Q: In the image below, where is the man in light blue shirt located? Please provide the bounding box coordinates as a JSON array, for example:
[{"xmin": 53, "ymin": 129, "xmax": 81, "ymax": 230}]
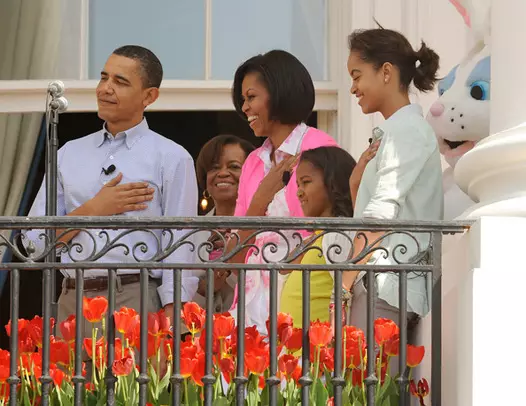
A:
[{"xmin": 25, "ymin": 45, "xmax": 198, "ymax": 331}]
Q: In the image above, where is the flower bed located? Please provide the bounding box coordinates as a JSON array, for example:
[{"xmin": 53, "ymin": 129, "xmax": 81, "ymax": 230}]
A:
[{"xmin": 0, "ymin": 297, "xmax": 430, "ymax": 405}]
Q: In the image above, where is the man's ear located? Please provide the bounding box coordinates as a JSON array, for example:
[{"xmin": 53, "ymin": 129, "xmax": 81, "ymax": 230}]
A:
[{"xmin": 143, "ymin": 87, "xmax": 160, "ymax": 108}]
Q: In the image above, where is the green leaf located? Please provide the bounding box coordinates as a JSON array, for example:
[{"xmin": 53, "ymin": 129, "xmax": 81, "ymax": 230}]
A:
[
  {"xmin": 187, "ymin": 381, "xmax": 200, "ymax": 406},
  {"xmin": 158, "ymin": 363, "xmax": 172, "ymax": 391},
  {"xmin": 277, "ymin": 389, "xmax": 285, "ymax": 406},
  {"xmin": 378, "ymin": 375, "xmax": 399, "ymax": 403},
  {"xmin": 325, "ymin": 370, "xmax": 334, "ymax": 398},
  {"xmin": 213, "ymin": 396, "xmax": 230, "ymax": 406},
  {"xmin": 312, "ymin": 379, "xmax": 329, "ymax": 405},
  {"xmin": 85, "ymin": 390, "xmax": 98, "ymax": 406},
  {"xmin": 158, "ymin": 387, "xmax": 171, "ymax": 405},
  {"xmin": 342, "ymin": 387, "xmax": 351, "ymax": 406},
  {"xmin": 352, "ymin": 400, "xmax": 364, "ymax": 406},
  {"xmin": 247, "ymin": 388, "xmax": 258, "ymax": 406}
]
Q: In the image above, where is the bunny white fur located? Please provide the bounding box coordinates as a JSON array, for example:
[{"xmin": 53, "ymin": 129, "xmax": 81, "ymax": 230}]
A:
[{"xmin": 426, "ymin": 0, "xmax": 491, "ymax": 220}]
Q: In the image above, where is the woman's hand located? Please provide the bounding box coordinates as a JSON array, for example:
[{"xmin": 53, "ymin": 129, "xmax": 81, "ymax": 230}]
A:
[
  {"xmin": 349, "ymin": 141, "xmax": 380, "ymax": 209},
  {"xmin": 247, "ymin": 155, "xmax": 299, "ymax": 216},
  {"xmin": 196, "ymin": 270, "xmax": 232, "ymax": 296},
  {"xmin": 350, "ymin": 141, "xmax": 380, "ymax": 189}
]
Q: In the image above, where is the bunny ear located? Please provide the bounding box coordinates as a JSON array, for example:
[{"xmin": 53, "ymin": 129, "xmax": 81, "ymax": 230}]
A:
[
  {"xmin": 449, "ymin": 0, "xmax": 471, "ymax": 27},
  {"xmin": 450, "ymin": 0, "xmax": 491, "ymax": 44}
]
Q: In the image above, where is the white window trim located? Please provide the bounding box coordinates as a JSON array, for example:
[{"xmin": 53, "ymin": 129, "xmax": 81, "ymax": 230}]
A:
[{"xmin": 0, "ymin": 79, "xmax": 337, "ymax": 113}]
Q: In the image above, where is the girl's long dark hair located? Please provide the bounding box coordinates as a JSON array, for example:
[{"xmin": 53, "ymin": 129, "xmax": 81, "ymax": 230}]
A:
[{"xmin": 300, "ymin": 146, "xmax": 357, "ymax": 218}]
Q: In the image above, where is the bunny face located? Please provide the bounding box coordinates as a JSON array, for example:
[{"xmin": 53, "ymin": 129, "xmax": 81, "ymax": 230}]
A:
[{"xmin": 426, "ymin": 45, "xmax": 490, "ymax": 167}]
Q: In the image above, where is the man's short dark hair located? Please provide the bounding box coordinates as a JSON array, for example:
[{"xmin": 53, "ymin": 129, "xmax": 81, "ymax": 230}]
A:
[
  {"xmin": 232, "ymin": 50, "xmax": 315, "ymax": 125},
  {"xmin": 112, "ymin": 45, "xmax": 163, "ymax": 88}
]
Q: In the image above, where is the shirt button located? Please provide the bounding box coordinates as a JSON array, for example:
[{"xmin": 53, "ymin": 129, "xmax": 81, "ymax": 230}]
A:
[{"xmin": 109, "ymin": 155, "xmax": 114, "ymax": 160}]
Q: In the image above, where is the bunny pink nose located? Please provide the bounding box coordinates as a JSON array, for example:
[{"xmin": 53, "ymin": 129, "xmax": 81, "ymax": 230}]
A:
[{"xmin": 429, "ymin": 102, "xmax": 445, "ymax": 117}]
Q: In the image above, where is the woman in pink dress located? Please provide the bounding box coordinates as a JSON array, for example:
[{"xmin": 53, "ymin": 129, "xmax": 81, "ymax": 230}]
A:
[{"xmin": 227, "ymin": 50, "xmax": 341, "ymax": 332}]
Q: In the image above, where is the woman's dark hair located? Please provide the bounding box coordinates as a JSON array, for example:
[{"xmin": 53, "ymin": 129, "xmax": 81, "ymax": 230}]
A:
[
  {"xmin": 300, "ymin": 146, "xmax": 356, "ymax": 218},
  {"xmin": 232, "ymin": 50, "xmax": 315, "ymax": 125},
  {"xmin": 196, "ymin": 135, "xmax": 255, "ymax": 190},
  {"xmin": 348, "ymin": 28, "xmax": 440, "ymax": 92}
]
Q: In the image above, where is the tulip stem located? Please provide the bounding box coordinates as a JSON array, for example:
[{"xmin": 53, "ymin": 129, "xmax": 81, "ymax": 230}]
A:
[
  {"xmin": 359, "ymin": 338, "xmax": 366, "ymax": 406},
  {"xmin": 342, "ymin": 330, "xmax": 347, "ymax": 376},
  {"xmin": 91, "ymin": 327, "xmax": 97, "ymax": 387},
  {"xmin": 184, "ymin": 378, "xmax": 189, "ymax": 403},
  {"xmin": 376, "ymin": 344, "xmax": 383, "ymax": 398}
]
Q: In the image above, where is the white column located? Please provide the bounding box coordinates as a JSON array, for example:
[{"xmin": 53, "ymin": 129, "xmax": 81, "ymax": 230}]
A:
[
  {"xmin": 443, "ymin": 2, "xmax": 526, "ymax": 405},
  {"xmin": 455, "ymin": 0, "xmax": 526, "ymax": 217}
]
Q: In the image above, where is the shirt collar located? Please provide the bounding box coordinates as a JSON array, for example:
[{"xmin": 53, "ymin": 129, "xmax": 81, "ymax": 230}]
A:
[
  {"xmin": 96, "ymin": 118, "xmax": 149, "ymax": 149},
  {"xmin": 386, "ymin": 103, "xmax": 423, "ymax": 122},
  {"xmin": 375, "ymin": 104, "xmax": 423, "ymax": 137},
  {"xmin": 258, "ymin": 123, "xmax": 308, "ymax": 168}
]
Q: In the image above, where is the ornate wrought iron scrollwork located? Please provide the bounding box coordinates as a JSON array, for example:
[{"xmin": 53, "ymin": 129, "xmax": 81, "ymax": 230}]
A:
[{"xmin": 2, "ymin": 225, "xmax": 434, "ymax": 269}]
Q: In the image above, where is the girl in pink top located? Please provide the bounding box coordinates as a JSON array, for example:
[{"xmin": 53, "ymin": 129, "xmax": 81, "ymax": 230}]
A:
[{"xmin": 227, "ymin": 50, "xmax": 340, "ymax": 332}]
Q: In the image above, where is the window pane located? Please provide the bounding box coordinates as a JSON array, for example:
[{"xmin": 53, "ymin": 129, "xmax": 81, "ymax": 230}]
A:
[
  {"xmin": 211, "ymin": 0, "xmax": 327, "ymax": 80},
  {"xmin": 89, "ymin": 0, "xmax": 205, "ymax": 80}
]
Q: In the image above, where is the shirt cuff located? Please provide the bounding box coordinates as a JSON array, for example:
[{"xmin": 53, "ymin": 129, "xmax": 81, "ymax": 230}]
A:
[
  {"xmin": 362, "ymin": 200, "xmax": 399, "ymax": 220},
  {"xmin": 156, "ymin": 273, "xmax": 200, "ymax": 307}
]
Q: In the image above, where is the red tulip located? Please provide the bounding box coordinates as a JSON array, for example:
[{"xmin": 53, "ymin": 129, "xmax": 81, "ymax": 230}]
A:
[
  {"xmin": 278, "ymin": 354, "xmax": 299, "ymax": 378},
  {"xmin": 114, "ymin": 338, "xmax": 133, "ymax": 361},
  {"xmin": 245, "ymin": 350, "xmax": 269, "ymax": 375},
  {"xmin": 410, "ymin": 378, "xmax": 430, "ymax": 405},
  {"xmin": 384, "ymin": 334, "xmax": 400, "ymax": 357},
  {"xmin": 309, "ymin": 320, "xmax": 333, "ymax": 348},
  {"xmin": 180, "ymin": 357, "xmax": 198, "ymax": 379},
  {"xmin": 83, "ymin": 337, "xmax": 105, "ymax": 367},
  {"xmin": 5, "ymin": 318, "xmax": 28, "ymax": 337},
  {"xmin": 291, "ymin": 364, "xmax": 302, "ymax": 384},
  {"xmin": 244, "ymin": 326, "xmax": 266, "ymax": 351},
  {"xmin": 407, "ymin": 345, "xmax": 425, "ymax": 367},
  {"xmin": 21, "ymin": 353, "xmax": 42, "ymax": 379},
  {"xmin": 0, "ymin": 349, "xmax": 10, "ymax": 383},
  {"xmin": 214, "ymin": 313, "xmax": 235, "ymax": 339},
  {"xmin": 112, "ymin": 355, "xmax": 134, "ymax": 376},
  {"xmin": 198, "ymin": 328, "xmax": 220, "ymax": 355},
  {"xmin": 352, "ymin": 368, "xmax": 364, "ymax": 386},
  {"xmin": 50, "ymin": 365, "xmax": 66, "ymax": 387},
  {"xmin": 266, "ymin": 312, "xmax": 293, "ymax": 344},
  {"xmin": 27, "ymin": 316, "xmax": 55, "ymax": 348},
  {"xmin": 147, "ymin": 310, "xmax": 171, "ymax": 337},
  {"xmin": 182, "ymin": 302, "xmax": 206, "ymax": 335},
  {"xmin": 319, "ymin": 347, "xmax": 335, "ymax": 372},
  {"xmin": 343, "ymin": 325, "xmax": 365, "ymax": 350},
  {"xmin": 191, "ymin": 352, "xmax": 206, "ymax": 386},
  {"xmin": 50, "ymin": 337, "xmax": 70, "ymax": 367},
  {"xmin": 59, "ymin": 315, "xmax": 76, "ymax": 344},
  {"xmin": 181, "ymin": 340, "xmax": 198, "ymax": 359},
  {"xmin": 344, "ymin": 345, "xmax": 362, "ymax": 369},
  {"xmin": 285, "ymin": 328, "xmax": 302, "ymax": 353},
  {"xmin": 114, "ymin": 307, "xmax": 138, "ymax": 335},
  {"xmin": 258, "ymin": 375, "xmax": 265, "ymax": 389},
  {"xmin": 374, "ymin": 318, "xmax": 399, "ymax": 346},
  {"xmin": 83, "ymin": 296, "xmax": 108, "ymax": 323},
  {"xmin": 5, "ymin": 320, "xmax": 34, "ymax": 354},
  {"xmin": 220, "ymin": 357, "xmax": 235, "ymax": 384}
]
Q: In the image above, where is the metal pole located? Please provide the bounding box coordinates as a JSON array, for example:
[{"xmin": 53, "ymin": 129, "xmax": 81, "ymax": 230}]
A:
[{"xmin": 42, "ymin": 82, "xmax": 67, "ymax": 404}]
